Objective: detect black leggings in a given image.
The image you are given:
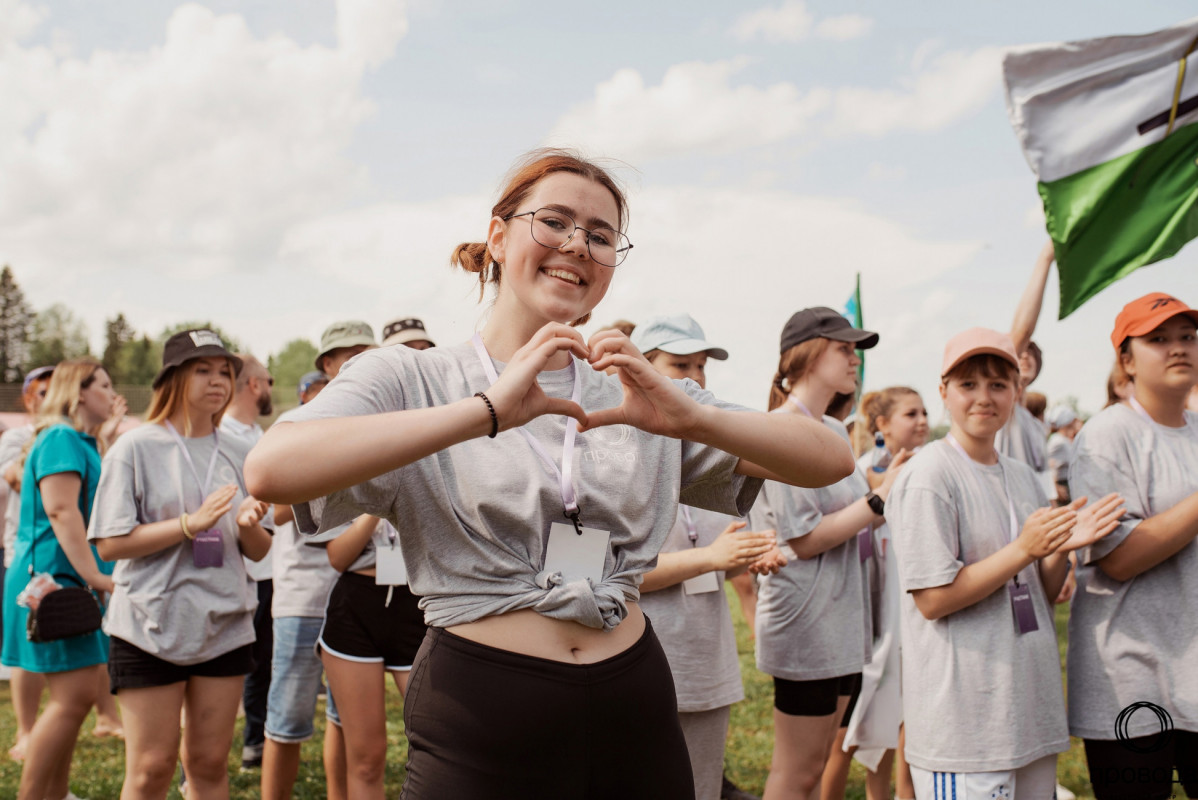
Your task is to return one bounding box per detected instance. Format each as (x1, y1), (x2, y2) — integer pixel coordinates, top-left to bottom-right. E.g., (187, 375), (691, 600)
(1084, 730), (1198, 800)
(401, 618), (695, 800)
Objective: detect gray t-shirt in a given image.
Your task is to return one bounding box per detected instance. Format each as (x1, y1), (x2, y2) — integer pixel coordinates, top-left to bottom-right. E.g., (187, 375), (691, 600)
(0, 425), (34, 562)
(268, 406), (341, 619)
(287, 342), (761, 631)
(887, 439), (1067, 773)
(1067, 403), (1198, 739)
(1046, 432), (1073, 484)
(637, 506), (743, 713)
(752, 416), (872, 681)
(997, 403), (1048, 473)
(344, 519), (406, 581)
(88, 424), (258, 665)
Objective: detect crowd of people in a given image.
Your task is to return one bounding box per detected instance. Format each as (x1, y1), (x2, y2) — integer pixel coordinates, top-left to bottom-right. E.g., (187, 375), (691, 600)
(0, 149), (1194, 800)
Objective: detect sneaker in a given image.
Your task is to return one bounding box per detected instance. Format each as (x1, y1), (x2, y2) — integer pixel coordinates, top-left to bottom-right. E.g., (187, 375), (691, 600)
(721, 772), (760, 800)
(240, 747), (263, 771)
(1056, 784), (1076, 800)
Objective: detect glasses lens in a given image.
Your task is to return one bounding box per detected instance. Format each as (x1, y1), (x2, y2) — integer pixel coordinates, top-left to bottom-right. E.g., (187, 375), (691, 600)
(586, 227), (630, 267)
(531, 209), (573, 249)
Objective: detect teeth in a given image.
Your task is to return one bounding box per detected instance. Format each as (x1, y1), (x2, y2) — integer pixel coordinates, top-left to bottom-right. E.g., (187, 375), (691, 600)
(545, 268), (581, 285)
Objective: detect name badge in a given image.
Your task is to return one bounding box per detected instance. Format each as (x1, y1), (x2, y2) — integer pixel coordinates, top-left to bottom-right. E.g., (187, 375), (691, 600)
(857, 528), (874, 562)
(544, 522), (609, 585)
(682, 571), (720, 595)
(192, 530), (223, 568)
(1009, 583), (1039, 634)
(375, 544), (407, 586)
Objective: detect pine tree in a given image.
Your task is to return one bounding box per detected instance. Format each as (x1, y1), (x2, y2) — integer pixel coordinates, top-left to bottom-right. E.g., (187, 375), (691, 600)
(103, 313), (137, 383)
(0, 265), (34, 383)
(28, 304), (91, 367)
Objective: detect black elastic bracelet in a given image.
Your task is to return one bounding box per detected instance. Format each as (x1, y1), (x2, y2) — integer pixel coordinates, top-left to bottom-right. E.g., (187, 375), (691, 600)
(474, 391), (498, 438)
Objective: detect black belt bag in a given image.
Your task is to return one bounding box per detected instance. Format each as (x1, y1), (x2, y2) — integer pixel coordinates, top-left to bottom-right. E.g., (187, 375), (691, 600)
(26, 573), (103, 644)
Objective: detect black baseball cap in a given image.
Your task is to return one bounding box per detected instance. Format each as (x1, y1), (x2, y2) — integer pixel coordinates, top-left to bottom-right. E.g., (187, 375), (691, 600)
(153, 329), (243, 389)
(779, 307), (879, 354)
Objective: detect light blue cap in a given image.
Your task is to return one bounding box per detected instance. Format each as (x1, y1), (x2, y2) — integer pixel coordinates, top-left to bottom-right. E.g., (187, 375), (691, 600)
(631, 314), (728, 360)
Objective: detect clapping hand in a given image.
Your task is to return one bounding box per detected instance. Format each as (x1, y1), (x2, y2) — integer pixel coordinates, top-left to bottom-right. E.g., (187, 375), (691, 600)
(237, 497), (270, 529)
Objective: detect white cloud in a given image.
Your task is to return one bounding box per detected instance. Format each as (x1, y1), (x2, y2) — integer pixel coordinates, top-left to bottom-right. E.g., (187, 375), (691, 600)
(814, 14), (874, 42)
(830, 46), (1003, 137)
(866, 162), (907, 181)
(0, 0), (46, 47)
(731, 1), (872, 44)
(0, 0), (408, 294)
(336, 0), (408, 69)
(547, 59), (830, 162)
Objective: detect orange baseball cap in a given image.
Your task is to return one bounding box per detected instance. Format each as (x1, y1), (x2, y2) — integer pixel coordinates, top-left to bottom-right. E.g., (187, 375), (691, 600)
(941, 328), (1019, 379)
(1110, 293), (1198, 350)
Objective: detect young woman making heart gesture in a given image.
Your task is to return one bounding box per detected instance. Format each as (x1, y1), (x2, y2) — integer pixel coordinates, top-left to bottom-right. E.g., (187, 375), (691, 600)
(247, 149), (853, 800)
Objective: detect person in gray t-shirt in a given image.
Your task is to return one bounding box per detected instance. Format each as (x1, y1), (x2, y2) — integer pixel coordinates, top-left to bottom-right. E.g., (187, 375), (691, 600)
(1067, 294), (1198, 800)
(633, 313), (784, 800)
(89, 330), (272, 800)
(752, 307), (907, 800)
(887, 328), (1122, 800)
(245, 153), (855, 799)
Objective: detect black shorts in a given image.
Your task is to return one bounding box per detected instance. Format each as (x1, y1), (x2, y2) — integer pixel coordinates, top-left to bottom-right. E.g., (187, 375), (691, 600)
(1084, 730), (1198, 800)
(108, 636), (255, 694)
(319, 572), (427, 671)
(774, 672), (863, 724)
(401, 618), (694, 800)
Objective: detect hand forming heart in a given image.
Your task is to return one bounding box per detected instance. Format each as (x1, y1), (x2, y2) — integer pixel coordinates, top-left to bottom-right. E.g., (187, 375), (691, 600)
(482, 322), (707, 440)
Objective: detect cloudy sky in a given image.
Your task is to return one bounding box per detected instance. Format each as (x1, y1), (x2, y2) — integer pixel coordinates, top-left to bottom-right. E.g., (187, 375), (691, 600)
(3, 0), (1195, 417)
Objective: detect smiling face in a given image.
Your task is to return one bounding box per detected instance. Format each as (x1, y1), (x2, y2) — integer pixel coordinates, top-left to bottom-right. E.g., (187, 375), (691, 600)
(647, 350), (709, 389)
(807, 339), (860, 397)
(186, 357), (235, 416)
(77, 368), (116, 428)
(487, 171), (620, 327)
(1121, 315), (1198, 398)
(940, 368), (1016, 443)
(878, 393), (929, 452)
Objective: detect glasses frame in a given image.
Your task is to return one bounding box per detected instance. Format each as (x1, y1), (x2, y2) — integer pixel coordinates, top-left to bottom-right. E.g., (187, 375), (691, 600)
(503, 208), (633, 268)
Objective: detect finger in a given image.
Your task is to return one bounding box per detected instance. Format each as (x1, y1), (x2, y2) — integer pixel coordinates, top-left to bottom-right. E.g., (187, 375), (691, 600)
(540, 398), (589, 428)
(721, 520), (748, 535)
(1067, 496), (1087, 512)
(578, 406), (625, 431)
(587, 331), (643, 364)
(537, 336), (590, 365)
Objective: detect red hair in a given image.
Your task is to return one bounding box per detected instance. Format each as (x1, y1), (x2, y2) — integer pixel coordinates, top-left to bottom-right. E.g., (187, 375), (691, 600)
(450, 149), (629, 327)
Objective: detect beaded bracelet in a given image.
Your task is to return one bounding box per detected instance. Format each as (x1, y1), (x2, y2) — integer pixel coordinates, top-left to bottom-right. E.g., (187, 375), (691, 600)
(474, 392), (499, 438)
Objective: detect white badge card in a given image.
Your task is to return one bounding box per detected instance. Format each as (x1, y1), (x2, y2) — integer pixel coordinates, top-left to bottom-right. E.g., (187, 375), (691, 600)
(544, 522), (610, 585)
(375, 545), (408, 586)
(682, 571), (720, 595)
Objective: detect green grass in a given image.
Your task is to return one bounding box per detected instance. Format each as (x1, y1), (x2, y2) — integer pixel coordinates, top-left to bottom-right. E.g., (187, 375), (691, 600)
(0, 592), (1096, 798)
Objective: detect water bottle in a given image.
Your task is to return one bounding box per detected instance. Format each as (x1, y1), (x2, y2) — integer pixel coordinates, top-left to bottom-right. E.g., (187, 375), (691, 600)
(869, 432), (892, 473)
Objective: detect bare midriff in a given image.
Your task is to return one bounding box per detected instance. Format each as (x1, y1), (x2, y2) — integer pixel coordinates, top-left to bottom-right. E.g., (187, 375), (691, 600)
(447, 602), (646, 664)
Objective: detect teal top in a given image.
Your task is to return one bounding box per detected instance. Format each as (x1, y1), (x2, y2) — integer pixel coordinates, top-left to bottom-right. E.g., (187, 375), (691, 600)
(2, 424), (112, 672)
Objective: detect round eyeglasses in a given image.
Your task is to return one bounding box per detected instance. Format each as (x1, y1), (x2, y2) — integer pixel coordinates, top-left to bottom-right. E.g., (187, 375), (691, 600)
(504, 208), (633, 267)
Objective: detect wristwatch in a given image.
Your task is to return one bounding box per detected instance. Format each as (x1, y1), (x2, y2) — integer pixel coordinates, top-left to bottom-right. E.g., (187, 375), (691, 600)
(865, 491), (885, 516)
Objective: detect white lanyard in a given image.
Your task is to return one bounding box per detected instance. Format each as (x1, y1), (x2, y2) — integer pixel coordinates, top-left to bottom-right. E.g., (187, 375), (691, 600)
(471, 334), (585, 529)
(946, 432), (1020, 550)
(164, 421), (220, 506)
(786, 393), (816, 419)
(680, 505), (697, 546)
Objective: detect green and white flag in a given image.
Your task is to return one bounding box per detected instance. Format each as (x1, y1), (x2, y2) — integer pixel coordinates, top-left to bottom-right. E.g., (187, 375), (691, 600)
(1004, 17), (1198, 318)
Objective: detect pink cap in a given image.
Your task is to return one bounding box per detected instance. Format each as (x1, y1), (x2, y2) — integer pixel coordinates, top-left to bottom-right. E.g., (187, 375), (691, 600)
(941, 328), (1019, 379)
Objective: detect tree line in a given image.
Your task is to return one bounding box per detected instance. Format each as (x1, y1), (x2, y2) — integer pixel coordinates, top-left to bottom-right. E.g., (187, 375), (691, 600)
(0, 264), (319, 389)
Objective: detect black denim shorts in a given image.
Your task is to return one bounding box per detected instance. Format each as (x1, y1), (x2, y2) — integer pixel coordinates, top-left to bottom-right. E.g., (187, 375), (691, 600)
(108, 636), (254, 694)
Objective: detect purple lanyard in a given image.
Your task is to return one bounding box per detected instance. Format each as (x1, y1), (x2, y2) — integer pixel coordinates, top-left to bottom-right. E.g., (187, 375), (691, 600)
(945, 433), (1021, 583)
(164, 421), (220, 508)
(680, 505), (697, 546)
(786, 393), (816, 418)
(471, 334), (584, 528)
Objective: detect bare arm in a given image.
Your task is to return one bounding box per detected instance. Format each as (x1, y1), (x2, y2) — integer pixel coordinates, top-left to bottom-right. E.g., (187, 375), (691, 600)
(1096, 491), (1198, 582)
(1010, 240), (1055, 355)
(789, 497), (878, 560)
(38, 473), (114, 593)
(640, 521), (772, 592)
(3, 461), (20, 492)
(273, 504), (295, 526)
(94, 484), (237, 562)
(327, 515), (383, 573)
(911, 503), (1077, 620)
